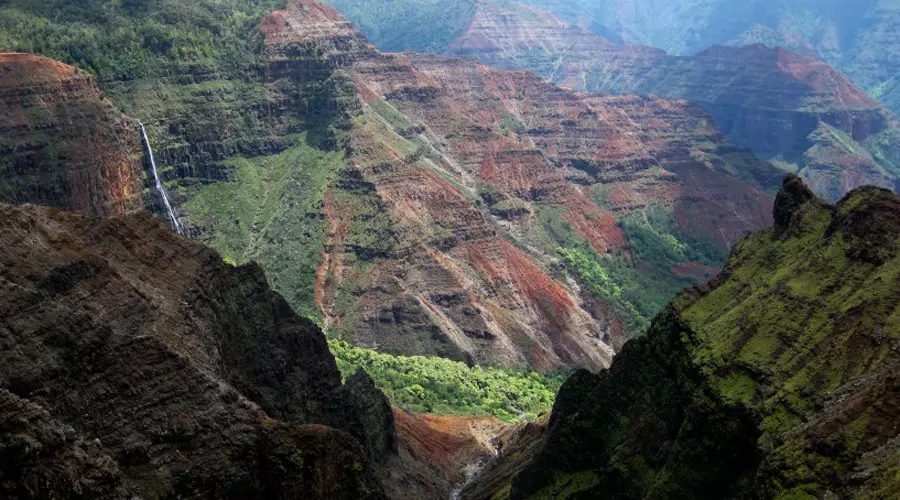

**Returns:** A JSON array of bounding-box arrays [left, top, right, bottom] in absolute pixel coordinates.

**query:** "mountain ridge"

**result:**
[[2, 0, 781, 369], [442, 1, 900, 202]]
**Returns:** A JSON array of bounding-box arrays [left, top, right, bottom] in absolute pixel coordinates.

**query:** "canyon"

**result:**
[[442, 2, 900, 202], [0, 0, 784, 370], [245, 0, 782, 369], [518, 0, 900, 116], [500, 176, 900, 499], [330, 0, 900, 117], [0, 1, 898, 499]]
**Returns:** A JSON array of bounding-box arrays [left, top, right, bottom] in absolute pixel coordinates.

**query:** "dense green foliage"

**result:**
[[618, 203, 727, 271], [329, 340, 566, 423], [0, 0, 282, 81]]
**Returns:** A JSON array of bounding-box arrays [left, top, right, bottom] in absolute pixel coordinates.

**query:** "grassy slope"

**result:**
[[184, 135, 344, 320]]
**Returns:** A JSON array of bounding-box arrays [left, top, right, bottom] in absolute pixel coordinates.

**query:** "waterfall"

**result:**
[[139, 123, 182, 235]]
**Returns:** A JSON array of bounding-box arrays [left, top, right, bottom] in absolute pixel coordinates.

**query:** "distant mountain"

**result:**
[[442, 2, 900, 202], [472, 176, 900, 498], [0, 0, 785, 369], [516, 0, 900, 117], [328, 0, 900, 118]]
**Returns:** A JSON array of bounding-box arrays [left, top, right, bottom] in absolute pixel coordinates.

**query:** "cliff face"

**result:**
[[505, 176, 900, 499], [0, 53, 144, 216], [0, 202, 387, 499], [444, 3, 900, 202]]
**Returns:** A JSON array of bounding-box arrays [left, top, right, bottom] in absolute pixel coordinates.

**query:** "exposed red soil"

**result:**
[[260, 0, 774, 370]]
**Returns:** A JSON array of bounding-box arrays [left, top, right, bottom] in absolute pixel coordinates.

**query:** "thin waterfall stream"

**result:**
[[139, 123, 182, 235]]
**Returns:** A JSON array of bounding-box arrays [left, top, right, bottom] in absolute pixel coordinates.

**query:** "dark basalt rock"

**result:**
[[0, 203, 387, 499], [332, 369, 398, 463], [773, 173, 818, 230]]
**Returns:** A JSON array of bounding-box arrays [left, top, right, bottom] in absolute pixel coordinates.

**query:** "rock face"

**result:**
[[0, 53, 144, 216], [504, 176, 900, 498], [443, 3, 900, 202], [387, 410, 518, 499], [0, 202, 387, 498]]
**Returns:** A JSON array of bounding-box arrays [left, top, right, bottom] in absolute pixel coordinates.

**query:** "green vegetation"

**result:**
[[0, 0, 282, 81], [185, 136, 344, 321], [329, 340, 566, 423], [538, 203, 726, 335], [500, 113, 527, 135], [618, 203, 726, 270], [517, 179, 900, 498]]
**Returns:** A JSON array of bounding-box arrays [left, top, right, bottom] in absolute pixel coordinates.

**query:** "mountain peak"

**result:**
[[773, 173, 819, 229]]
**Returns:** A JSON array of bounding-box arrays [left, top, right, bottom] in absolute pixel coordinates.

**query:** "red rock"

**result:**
[[0, 53, 144, 216]]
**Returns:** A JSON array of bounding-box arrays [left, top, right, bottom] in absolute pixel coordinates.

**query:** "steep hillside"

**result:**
[[498, 175, 900, 499], [0, 0, 782, 370], [0, 0, 354, 226], [0, 202, 390, 498], [246, 0, 785, 370], [0, 53, 144, 216], [442, 2, 900, 202]]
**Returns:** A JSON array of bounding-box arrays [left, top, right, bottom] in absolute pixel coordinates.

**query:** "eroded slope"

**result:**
[[0, 53, 144, 216], [444, 3, 900, 202]]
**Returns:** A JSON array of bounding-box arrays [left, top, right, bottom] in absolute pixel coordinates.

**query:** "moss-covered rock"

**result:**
[[511, 176, 900, 499]]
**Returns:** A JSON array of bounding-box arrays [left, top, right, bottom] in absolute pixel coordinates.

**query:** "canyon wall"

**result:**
[[0, 0, 783, 370], [445, 2, 900, 202], [505, 176, 900, 498], [0, 53, 144, 216], [0, 202, 391, 498]]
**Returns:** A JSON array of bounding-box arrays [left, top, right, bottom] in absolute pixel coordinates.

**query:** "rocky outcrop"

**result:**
[[508, 176, 900, 498], [0, 202, 387, 498], [444, 3, 900, 202], [0, 53, 144, 216]]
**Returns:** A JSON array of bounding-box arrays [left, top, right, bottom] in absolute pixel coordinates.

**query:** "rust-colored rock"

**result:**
[[387, 409, 518, 499], [444, 3, 900, 202], [0, 53, 143, 216], [254, 0, 783, 370]]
